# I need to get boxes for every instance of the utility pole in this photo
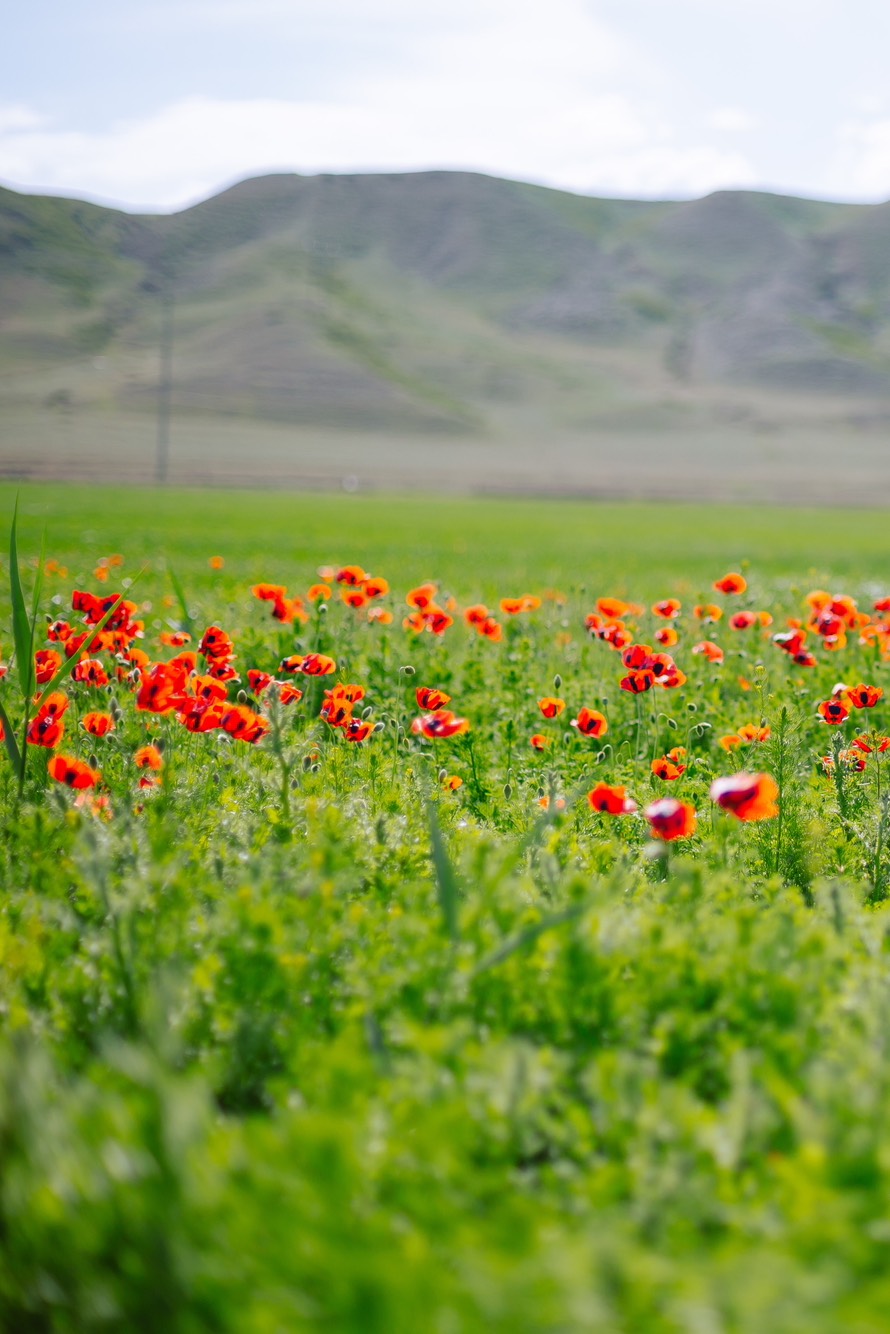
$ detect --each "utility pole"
[155,278,174,485]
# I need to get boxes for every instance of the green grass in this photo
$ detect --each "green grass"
[4,482,890,1331]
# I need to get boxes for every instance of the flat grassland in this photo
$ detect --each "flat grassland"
[3,483,890,1332]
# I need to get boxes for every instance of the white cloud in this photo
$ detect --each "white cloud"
[0,93,758,210]
[0,104,47,134]
[0,0,758,208]
[708,107,758,133]
[832,117,890,199]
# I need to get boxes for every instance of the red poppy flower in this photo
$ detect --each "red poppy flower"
[209,555,224,570]
[136,662,189,714]
[736,723,771,743]
[694,604,723,622]
[622,643,652,671]
[571,707,608,738]
[134,744,164,771]
[464,604,490,626]
[710,772,779,821]
[597,597,640,619]
[417,686,451,710]
[692,640,724,664]
[335,565,368,586]
[48,755,101,790]
[307,583,332,602]
[852,733,890,754]
[537,696,565,719]
[818,699,850,725]
[279,654,305,674]
[620,670,655,694]
[299,653,337,676]
[159,630,191,648]
[364,577,389,599]
[588,783,637,814]
[27,692,69,748]
[479,617,503,642]
[247,669,273,695]
[729,611,757,631]
[442,774,463,790]
[200,626,235,663]
[846,683,883,709]
[651,757,685,781]
[341,588,368,609]
[72,657,109,687]
[652,599,681,619]
[406,582,438,609]
[714,573,747,595]
[644,798,696,841]
[81,712,115,737]
[35,648,62,684]
[278,683,303,705]
[220,704,269,744]
[411,710,470,739]
[655,626,679,647]
[344,719,373,743]
[530,733,552,750]
[320,697,354,728]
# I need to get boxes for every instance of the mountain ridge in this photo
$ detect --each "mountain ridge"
[2,169,890,496]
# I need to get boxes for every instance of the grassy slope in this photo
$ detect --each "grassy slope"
[3,175,890,501]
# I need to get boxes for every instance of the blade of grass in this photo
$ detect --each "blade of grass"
[471,903,586,977]
[168,566,194,636]
[427,801,460,942]
[0,696,22,773]
[9,496,35,700]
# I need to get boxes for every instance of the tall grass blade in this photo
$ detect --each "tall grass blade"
[169,566,194,636]
[427,802,460,941]
[9,497,35,700]
[0,696,22,772]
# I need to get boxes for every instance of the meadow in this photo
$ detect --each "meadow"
[3,482,890,1332]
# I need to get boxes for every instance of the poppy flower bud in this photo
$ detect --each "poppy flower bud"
[553,674,562,689]
[302,754,313,771]
[503,783,512,798]
[361,706,373,719]
[667,717,678,729]
[318,603,328,615]
[89,753,98,770]
[438,769,447,782]
[311,763,320,773]
[373,721,385,732]
[237,689,247,703]
[290,777,300,790]
[687,702,698,712]
[400,665,416,676]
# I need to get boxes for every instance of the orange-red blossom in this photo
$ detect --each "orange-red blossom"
[588,783,637,815]
[710,772,779,822]
[644,799,696,841]
[411,710,470,739]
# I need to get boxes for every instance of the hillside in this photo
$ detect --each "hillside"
[1,171,890,498]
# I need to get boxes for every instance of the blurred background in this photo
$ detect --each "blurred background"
[2,0,889,501]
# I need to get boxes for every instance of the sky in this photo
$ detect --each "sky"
[3,0,890,213]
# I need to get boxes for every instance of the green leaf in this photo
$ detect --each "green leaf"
[169,566,194,636]
[0,695,22,773]
[427,801,460,941]
[9,496,35,700]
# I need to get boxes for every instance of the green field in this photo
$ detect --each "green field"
[4,483,890,1332]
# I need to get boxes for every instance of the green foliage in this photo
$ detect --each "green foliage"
[3,484,890,1329]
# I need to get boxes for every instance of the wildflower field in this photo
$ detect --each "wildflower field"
[5,482,890,1332]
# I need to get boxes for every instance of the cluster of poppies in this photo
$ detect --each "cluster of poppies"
[5,557,890,857]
